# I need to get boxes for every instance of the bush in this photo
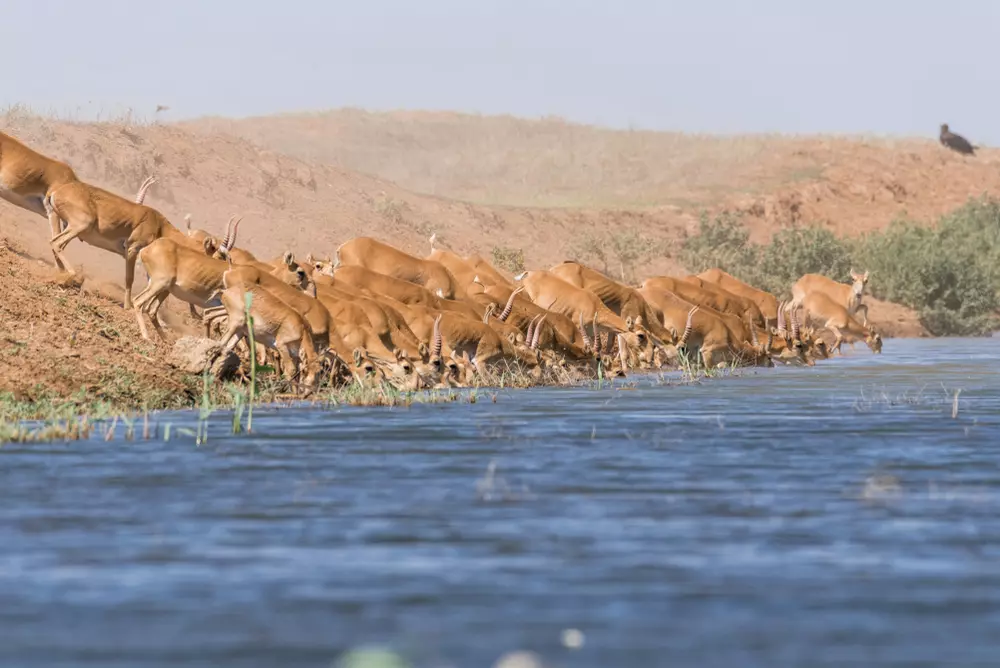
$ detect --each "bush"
[491,245,526,275]
[680,198,1000,336]
[569,229,664,283]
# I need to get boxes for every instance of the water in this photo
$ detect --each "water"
[3,338,1000,667]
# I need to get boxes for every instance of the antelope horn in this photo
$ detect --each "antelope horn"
[184,213,193,232]
[531,315,546,350]
[791,306,801,341]
[431,314,443,359]
[748,315,759,347]
[578,313,592,351]
[776,301,787,337]
[134,176,156,204]
[525,314,541,346]
[224,216,243,251]
[498,286,524,322]
[482,303,496,324]
[221,215,236,250]
[766,329,773,352]
[679,306,698,347]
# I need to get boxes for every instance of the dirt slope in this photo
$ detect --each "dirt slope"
[0,238,197,411]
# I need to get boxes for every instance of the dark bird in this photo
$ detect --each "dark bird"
[155,105,170,114]
[939,123,976,156]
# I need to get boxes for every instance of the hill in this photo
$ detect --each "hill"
[186,109,1000,244]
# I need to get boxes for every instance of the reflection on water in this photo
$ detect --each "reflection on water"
[2,339,1000,667]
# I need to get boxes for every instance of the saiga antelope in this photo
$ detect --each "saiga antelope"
[335,237,466,300]
[790,270,870,325]
[0,131,83,261]
[798,291,882,354]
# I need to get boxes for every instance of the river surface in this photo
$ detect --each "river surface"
[2,338,1000,667]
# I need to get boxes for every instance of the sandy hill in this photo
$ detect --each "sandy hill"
[187,109,1000,242]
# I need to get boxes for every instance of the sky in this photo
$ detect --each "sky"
[7,0,1000,143]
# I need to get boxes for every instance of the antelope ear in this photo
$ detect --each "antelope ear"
[626,316,634,331]
[418,342,428,358]
[352,348,363,365]
[283,251,294,268]
[635,315,643,328]
[863,270,870,281]
[305,253,315,264]
[203,237,218,255]
[394,348,403,361]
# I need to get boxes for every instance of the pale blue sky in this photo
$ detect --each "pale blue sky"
[7,0,999,143]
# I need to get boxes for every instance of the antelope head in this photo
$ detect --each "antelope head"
[849,268,870,298]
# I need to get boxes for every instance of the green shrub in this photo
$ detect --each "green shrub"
[680,197,1000,336]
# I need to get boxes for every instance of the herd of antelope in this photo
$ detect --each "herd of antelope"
[0,129,883,394]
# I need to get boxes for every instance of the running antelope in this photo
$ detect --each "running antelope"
[132,233,303,341]
[0,131,83,262]
[790,270,870,325]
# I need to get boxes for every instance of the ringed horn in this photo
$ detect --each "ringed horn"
[678,306,698,348]
[776,301,787,338]
[578,313,592,352]
[431,314,443,359]
[496,286,524,322]
[530,315,546,350]
[134,176,156,204]
[525,314,542,346]
[790,306,801,341]
[220,215,243,252]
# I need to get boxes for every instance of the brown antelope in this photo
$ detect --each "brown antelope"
[132,230,307,341]
[465,253,513,288]
[42,175,203,309]
[420,312,540,378]
[428,247,483,289]
[218,263,335,355]
[215,283,322,391]
[798,291,882,354]
[0,131,83,260]
[790,270,870,325]
[477,281,601,361]
[638,285,773,368]
[696,268,779,326]
[642,276,763,328]
[335,237,466,300]
[516,270,630,336]
[549,260,674,347]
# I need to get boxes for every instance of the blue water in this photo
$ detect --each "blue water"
[2,338,1000,667]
